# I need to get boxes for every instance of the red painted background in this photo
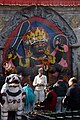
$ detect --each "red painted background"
[0,0,80,6]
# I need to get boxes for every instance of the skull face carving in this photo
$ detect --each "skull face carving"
[1,74,26,120]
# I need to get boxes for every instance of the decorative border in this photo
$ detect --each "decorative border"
[0,0,80,6]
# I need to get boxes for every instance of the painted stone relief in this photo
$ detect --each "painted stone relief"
[1,6,77,84]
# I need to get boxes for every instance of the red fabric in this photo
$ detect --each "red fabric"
[0,0,80,6]
[45,90,57,110]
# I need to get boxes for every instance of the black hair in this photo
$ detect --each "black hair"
[70,77,77,84]
[72,78,77,83]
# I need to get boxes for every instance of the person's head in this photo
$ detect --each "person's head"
[63,74,69,83]
[21,72,30,86]
[38,67,43,75]
[68,77,77,87]
[23,82,28,86]
[58,74,68,83]
[62,68,71,79]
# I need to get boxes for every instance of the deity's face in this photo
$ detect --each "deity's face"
[23,27,49,58]
[32,41,48,55]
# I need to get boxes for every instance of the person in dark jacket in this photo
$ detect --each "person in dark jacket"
[39,85,57,111]
[53,74,69,112]
[62,77,80,111]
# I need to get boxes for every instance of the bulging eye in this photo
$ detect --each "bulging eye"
[8,77,11,80]
[13,77,15,80]
[6,77,11,83]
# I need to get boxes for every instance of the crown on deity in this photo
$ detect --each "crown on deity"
[25,27,49,45]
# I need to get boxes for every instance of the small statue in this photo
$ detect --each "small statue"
[1,74,26,120]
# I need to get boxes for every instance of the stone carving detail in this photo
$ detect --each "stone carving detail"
[0,16,4,29]
[70,16,80,28]
[0,6,77,47]
[20,6,77,45]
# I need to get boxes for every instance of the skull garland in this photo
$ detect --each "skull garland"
[1,74,26,120]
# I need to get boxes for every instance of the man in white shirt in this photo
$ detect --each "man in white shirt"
[33,67,47,103]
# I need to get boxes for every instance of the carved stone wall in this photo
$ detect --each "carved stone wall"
[0,5,80,78]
